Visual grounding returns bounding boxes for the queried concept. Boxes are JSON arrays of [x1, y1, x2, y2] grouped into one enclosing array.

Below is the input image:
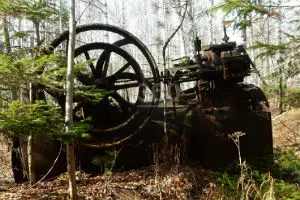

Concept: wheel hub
[[94, 78, 114, 90]]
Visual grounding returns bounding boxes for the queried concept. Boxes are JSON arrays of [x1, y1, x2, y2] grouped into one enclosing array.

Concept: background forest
[[0, 0, 300, 111], [0, 0, 300, 199]]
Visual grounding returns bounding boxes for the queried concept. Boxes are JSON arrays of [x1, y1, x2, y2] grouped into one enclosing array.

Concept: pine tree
[[0, 0, 63, 184]]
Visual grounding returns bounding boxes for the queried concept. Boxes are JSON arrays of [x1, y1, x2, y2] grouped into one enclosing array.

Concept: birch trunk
[[65, 0, 77, 199], [28, 82, 36, 185]]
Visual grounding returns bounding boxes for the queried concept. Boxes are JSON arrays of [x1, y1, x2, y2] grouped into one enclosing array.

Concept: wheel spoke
[[65, 39, 69, 55], [95, 50, 111, 77], [83, 51, 96, 75], [108, 72, 140, 90], [77, 73, 93, 85], [113, 82, 140, 90], [95, 38, 132, 77], [108, 62, 131, 81], [110, 92, 134, 113], [107, 71, 136, 81], [102, 52, 111, 77]]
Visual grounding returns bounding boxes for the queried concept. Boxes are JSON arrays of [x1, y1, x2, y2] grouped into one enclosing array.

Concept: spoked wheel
[[45, 24, 160, 147]]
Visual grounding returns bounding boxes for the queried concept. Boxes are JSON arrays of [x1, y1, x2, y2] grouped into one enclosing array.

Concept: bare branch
[[162, 1, 189, 68]]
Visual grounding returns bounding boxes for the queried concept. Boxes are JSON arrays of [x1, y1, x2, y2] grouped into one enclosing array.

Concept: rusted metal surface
[[12, 24, 273, 182], [53, 24, 272, 168]]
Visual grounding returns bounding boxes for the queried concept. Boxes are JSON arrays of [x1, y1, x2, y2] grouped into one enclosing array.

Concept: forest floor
[[0, 109, 299, 199]]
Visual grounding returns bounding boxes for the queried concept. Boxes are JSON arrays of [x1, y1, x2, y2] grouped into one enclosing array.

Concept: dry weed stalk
[[150, 136, 187, 199], [260, 173, 275, 200], [229, 132, 276, 200]]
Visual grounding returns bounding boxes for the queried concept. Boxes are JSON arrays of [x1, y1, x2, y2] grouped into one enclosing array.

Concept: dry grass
[[236, 162, 275, 200], [228, 132, 276, 200], [0, 165, 219, 199]]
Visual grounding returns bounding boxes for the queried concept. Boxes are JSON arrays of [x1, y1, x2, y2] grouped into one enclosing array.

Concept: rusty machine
[[13, 24, 273, 182]]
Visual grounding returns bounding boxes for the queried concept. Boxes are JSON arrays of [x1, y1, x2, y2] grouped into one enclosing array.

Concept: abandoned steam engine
[[12, 24, 273, 182]]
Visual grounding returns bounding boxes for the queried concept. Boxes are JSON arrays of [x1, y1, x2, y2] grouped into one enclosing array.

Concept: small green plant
[[55, 116, 92, 143], [216, 172, 238, 197], [274, 149, 300, 171], [283, 88, 300, 108], [272, 148, 300, 184], [275, 180, 300, 199], [91, 150, 119, 175]]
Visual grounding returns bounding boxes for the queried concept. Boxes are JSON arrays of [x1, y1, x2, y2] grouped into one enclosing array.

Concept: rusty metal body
[[12, 24, 273, 182], [111, 39, 273, 170]]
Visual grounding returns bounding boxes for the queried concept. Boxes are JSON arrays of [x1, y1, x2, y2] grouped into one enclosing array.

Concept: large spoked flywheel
[[46, 24, 160, 147]]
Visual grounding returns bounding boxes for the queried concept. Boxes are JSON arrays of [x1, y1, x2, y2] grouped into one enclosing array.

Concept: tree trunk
[[27, 19, 42, 186], [2, 15, 18, 100], [278, 75, 284, 113], [65, 0, 77, 199], [278, 0, 285, 114], [209, 0, 215, 44], [27, 135, 36, 185], [2, 15, 11, 53], [28, 82, 37, 185], [33, 20, 41, 44]]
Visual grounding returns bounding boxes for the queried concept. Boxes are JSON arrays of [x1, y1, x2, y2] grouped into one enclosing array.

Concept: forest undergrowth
[[0, 109, 299, 199]]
